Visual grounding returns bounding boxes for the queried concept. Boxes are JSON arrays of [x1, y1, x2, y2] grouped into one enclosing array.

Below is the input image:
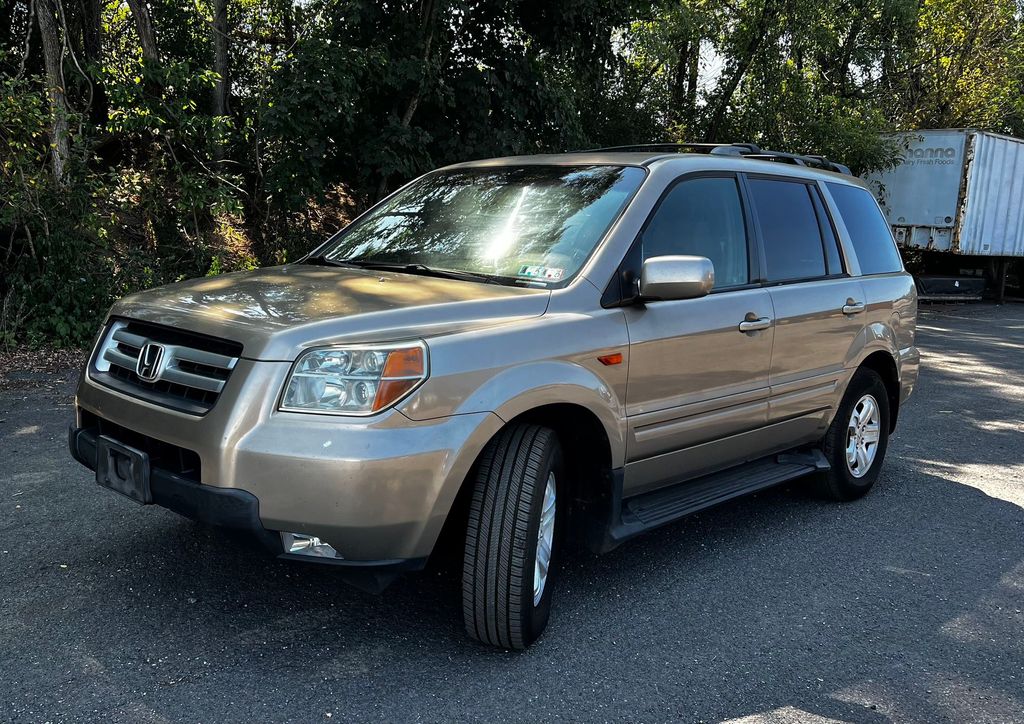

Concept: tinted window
[[827, 183, 904, 275], [643, 177, 749, 288], [748, 178, 826, 282]]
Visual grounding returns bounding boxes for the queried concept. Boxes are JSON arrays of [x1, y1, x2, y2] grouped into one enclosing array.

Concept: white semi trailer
[[865, 129, 1024, 300]]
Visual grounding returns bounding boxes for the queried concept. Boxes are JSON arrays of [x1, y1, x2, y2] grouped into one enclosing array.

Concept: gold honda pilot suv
[[70, 143, 919, 649]]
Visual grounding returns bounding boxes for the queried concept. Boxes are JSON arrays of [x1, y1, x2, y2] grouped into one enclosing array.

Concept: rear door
[[745, 175, 866, 445], [622, 173, 774, 497]]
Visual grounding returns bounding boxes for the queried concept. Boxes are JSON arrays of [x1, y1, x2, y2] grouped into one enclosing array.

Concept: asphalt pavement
[[2, 304, 1023, 723]]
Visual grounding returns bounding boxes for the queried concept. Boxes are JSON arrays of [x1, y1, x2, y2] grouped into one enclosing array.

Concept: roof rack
[[578, 142, 853, 175]]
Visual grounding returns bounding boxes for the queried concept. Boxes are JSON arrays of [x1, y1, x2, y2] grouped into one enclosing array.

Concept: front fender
[[399, 308, 631, 467], [475, 361, 627, 468], [404, 358, 627, 468]]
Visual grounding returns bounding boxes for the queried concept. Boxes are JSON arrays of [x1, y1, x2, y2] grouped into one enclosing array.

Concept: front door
[[622, 174, 774, 497]]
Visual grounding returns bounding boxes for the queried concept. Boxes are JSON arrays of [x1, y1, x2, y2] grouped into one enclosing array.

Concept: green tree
[[1, 0, 1022, 346]]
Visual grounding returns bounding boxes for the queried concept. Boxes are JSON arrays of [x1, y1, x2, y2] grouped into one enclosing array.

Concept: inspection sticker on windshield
[[517, 265, 565, 281]]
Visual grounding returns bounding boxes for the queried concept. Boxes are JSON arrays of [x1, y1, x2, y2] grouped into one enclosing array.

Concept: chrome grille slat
[[172, 346, 237, 371], [103, 347, 140, 369], [161, 364, 226, 393], [111, 328, 149, 349], [90, 319, 241, 415]]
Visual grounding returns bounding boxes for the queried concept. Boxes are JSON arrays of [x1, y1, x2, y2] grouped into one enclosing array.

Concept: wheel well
[[511, 403, 613, 466], [511, 404, 615, 549], [433, 403, 615, 564], [860, 351, 900, 432]]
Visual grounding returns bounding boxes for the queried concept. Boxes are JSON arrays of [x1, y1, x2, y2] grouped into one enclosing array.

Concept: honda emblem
[[136, 343, 166, 382]]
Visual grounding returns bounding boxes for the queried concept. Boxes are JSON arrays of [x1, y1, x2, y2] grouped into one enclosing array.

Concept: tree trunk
[[81, 0, 109, 126], [685, 41, 699, 123], [399, 0, 438, 130], [704, 52, 759, 142], [704, 1, 777, 142], [212, 0, 229, 117], [283, 1, 295, 47], [211, 0, 229, 162], [669, 39, 691, 128], [125, 0, 159, 65], [669, 35, 701, 134], [36, 0, 71, 185], [376, 0, 440, 199], [832, 7, 865, 97]]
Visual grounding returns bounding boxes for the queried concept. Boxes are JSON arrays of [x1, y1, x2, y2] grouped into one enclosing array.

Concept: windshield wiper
[[328, 259, 510, 286], [303, 255, 360, 268]]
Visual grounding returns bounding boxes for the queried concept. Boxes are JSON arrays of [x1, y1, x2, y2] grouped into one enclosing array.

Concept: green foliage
[[0, 0, 1022, 346], [0, 73, 104, 347], [0, 60, 241, 347]]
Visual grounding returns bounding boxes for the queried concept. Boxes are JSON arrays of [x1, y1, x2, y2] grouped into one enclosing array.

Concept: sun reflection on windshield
[[485, 185, 530, 262], [320, 165, 647, 286]]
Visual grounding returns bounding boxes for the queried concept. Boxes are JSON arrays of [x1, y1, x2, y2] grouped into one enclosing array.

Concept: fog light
[[281, 532, 341, 559]]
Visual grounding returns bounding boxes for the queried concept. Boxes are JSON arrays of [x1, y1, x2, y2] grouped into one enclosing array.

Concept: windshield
[[316, 165, 646, 285]]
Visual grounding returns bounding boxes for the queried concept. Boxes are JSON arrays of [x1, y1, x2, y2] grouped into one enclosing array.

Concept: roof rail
[[577, 142, 852, 175], [745, 151, 853, 176], [580, 142, 762, 155]]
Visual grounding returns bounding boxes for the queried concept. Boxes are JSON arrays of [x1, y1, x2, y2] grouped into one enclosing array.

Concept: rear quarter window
[[826, 183, 904, 275]]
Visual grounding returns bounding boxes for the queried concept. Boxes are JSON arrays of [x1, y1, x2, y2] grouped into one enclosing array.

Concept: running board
[[596, 450, 828, 550]]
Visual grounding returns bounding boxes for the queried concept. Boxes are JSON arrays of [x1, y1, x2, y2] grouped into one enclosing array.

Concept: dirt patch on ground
[[0, 346, 87, 392]]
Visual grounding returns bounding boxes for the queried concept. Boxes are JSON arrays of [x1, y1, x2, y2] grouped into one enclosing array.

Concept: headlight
[[280, 342, 428, 415]]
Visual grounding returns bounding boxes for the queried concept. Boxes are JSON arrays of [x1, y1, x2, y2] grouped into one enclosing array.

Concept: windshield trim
[[301, 164, 650, 290]]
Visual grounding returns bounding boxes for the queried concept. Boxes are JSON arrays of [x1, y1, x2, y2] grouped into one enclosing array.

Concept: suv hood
[[110, 264, 551, 360]]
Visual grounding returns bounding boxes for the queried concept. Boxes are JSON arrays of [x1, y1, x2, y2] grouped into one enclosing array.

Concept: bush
[[0, 69, 256, 348]]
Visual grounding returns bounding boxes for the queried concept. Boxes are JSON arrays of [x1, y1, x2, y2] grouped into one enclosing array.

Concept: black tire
[[817, 367, 891, 501], [462, 423, 563, 650]]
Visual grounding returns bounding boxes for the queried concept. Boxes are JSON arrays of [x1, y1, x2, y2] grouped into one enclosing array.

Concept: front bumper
[[70, 425, 277, 545], [69, 425, 430, 590], [73, 360, 504, 568]]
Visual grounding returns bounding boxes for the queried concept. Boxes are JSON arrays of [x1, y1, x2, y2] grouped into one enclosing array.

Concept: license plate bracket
[[95, 435, 152, 504]]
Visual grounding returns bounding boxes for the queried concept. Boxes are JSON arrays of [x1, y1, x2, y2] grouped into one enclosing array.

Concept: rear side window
[[642, 176, 749, 288], [747, 178, 826, 282], [826, 183, 904, 275]]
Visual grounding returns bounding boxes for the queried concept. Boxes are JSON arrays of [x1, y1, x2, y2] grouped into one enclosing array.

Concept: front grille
[[80, 409, 201, 481], [90, 319, 243, 415]]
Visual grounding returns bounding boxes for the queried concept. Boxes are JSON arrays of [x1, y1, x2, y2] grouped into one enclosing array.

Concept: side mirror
[[639, 255, 715, 301]]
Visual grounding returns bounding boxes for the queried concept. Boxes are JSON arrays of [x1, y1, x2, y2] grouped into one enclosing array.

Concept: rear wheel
[[462, 424, 562, 649], [818, 367, 891, 500]]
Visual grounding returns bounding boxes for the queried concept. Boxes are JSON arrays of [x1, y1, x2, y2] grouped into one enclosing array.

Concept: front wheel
[[462, 424, 563, 649], [817, 367, 891, 501]]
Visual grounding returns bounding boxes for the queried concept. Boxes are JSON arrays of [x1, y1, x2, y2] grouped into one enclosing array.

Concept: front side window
[[642, 176, 750, 288], [826, 182, 904, 275], [748, 178, 829, 282], [319, 165, 646, 285]]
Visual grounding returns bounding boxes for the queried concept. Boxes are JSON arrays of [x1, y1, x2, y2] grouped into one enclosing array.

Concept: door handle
[[738, 317, 772, 332], [842, 300, 866, 315]]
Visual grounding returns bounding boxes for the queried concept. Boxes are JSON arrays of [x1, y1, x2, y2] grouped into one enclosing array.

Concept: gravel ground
[[1, 304, 1023, 723]]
